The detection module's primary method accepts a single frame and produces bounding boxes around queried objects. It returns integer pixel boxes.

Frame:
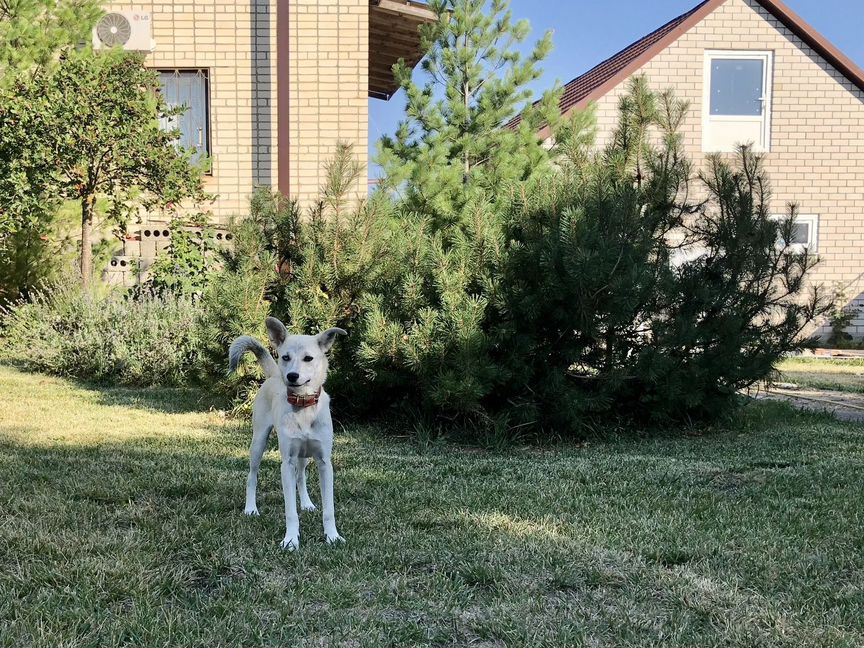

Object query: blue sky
[367,0,864,179]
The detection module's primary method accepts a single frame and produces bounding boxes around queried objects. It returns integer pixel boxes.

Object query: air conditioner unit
[92,11,155,52]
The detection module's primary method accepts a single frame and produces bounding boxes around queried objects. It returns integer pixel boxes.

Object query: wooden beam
[369,30,423,50]
[370,43,424,60]
[369,70,399,83]
[369,79,398,93]
[369,0,434,100]
[370,14,427,30]
[369,73,399,86]
[373,0,436,22]
[369,20,425,37]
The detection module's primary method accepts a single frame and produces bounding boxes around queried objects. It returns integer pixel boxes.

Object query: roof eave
[756,0,864,94]
[530,0,864,137]
[368,0,436,100]
[562,0,724,119]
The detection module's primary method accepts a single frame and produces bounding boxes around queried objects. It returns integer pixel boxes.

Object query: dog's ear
[317,327,347,352]
[265,317,288,348]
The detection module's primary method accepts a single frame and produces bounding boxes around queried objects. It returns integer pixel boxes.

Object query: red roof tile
[508,2,709,129]
[558,2,708,116]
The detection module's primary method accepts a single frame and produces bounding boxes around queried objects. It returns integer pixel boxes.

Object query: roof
[510,0,864,132]
[369,0,436,100]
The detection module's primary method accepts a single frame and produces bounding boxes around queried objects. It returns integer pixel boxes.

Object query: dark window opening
[158,69,211,172]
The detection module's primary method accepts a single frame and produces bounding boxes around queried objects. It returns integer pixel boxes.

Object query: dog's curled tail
[228,336,278,379]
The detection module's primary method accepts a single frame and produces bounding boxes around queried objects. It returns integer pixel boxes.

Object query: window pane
[710,59,764,116]
[158,70,209,164]
[774,219,812,250]
[789,222,810,245]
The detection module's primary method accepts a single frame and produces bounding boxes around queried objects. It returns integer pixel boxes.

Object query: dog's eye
[303,355,314,362]
[281,355,290,362]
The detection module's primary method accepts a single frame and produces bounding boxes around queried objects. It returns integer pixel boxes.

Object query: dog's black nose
[286,372,300,383]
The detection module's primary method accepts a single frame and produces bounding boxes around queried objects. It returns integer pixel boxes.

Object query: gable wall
[586,0,864,337]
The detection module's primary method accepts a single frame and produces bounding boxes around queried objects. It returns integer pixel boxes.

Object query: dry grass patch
[775,357,864,394]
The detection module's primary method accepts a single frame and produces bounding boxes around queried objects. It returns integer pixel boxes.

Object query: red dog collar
[287,389,321,408]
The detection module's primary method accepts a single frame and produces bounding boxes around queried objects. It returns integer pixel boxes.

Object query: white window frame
[702,50,773,153]
[669,244,708,268]
[770,214,819,254]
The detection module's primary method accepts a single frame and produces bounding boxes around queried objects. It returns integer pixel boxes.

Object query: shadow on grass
[90,383,221,415]
[0,362,228,415]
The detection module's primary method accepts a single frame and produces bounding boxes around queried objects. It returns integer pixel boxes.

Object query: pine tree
[376,0,560,230]
[0,0,101,81]
[495,78,826,426]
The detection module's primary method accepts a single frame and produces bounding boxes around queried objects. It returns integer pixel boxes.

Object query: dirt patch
[754,386,864,423]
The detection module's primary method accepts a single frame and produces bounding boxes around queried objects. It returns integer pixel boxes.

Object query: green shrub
[336,80,825,429]
[356,206,504,419]
[0,201,109,306]
[222,146,401,409]
[142,218,218,298]
[9,81,820,432]
[0,226,62,305]
[0,276,203,386]
[192,202,275,398]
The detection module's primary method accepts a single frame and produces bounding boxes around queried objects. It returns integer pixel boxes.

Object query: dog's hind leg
[298,458,316,512]
[244,419,271,516]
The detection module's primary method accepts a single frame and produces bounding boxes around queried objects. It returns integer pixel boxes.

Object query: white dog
[228,317,347,551]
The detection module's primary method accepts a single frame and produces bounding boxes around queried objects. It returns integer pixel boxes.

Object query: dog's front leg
[280,459,300,551]
[316,458,344,544]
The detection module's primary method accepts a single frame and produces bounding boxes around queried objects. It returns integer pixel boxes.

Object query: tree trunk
[463,79,472,187]
[463,31,470,185]
[80,194,95,287]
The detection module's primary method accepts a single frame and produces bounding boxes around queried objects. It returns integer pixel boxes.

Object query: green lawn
[775,357,864,393]
[1,365,863,647]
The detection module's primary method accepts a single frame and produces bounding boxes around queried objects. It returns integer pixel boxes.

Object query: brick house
[96,0,432,282]
[527,0,864,338]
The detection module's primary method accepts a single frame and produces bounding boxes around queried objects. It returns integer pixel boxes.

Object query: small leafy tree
[0,0,101,244]
[143,219,216,297]
[376,0,561,230]
[825,283,860,347]
[0,49,207,286]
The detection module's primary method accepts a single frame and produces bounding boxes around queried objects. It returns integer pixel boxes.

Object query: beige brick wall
[287,0,368,207]
[101,1,368,220]
[103,1,279,222]
[586,0,864,336]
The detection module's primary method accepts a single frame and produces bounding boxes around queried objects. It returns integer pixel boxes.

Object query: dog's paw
[281,535,300,551]
[244,506,259,516]
[325,532,345,545]
[300,501,317,512]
